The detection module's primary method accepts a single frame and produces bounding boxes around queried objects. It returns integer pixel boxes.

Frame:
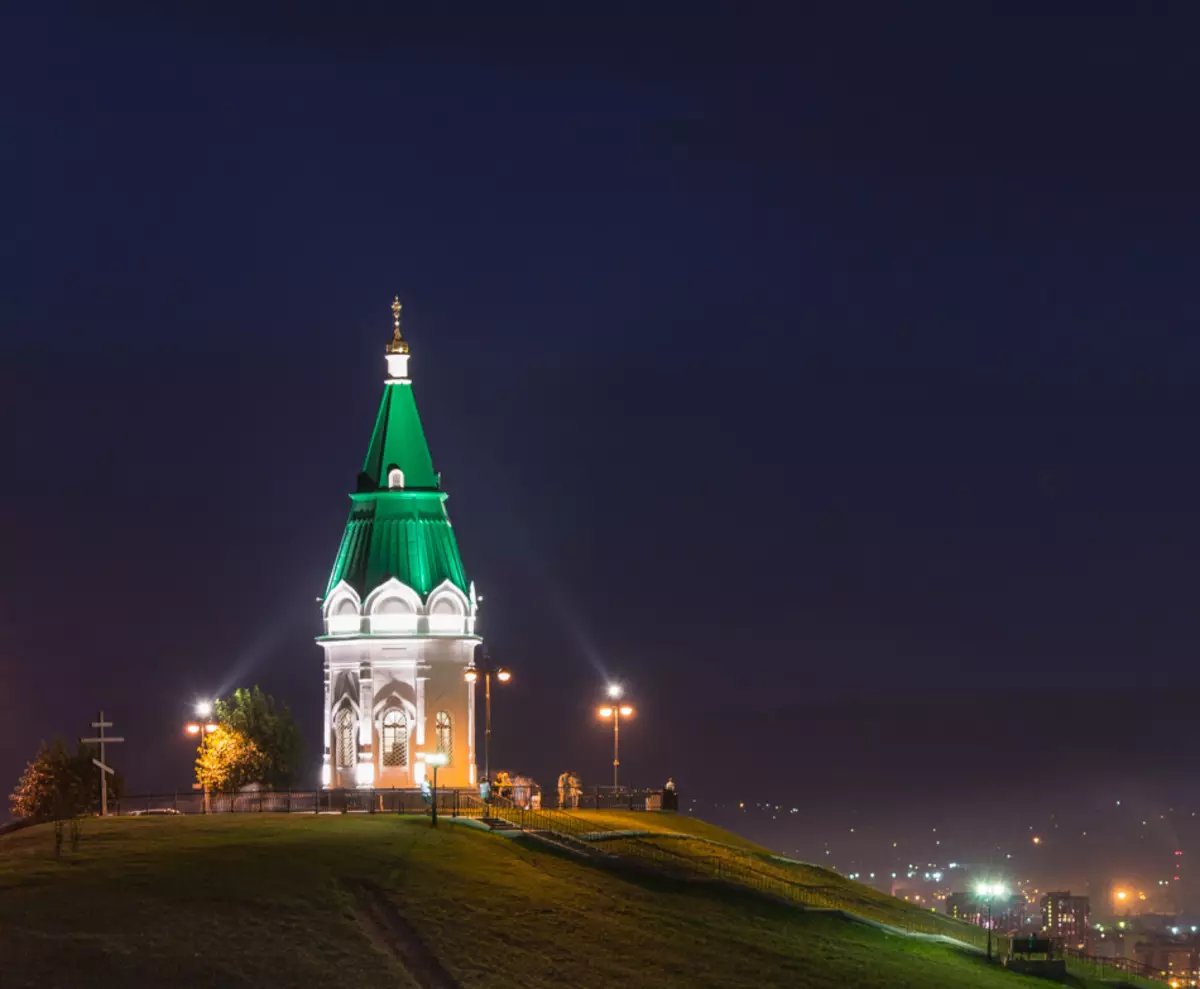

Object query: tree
[213,686,302,788]
[194,726,264,793]
[9,739,122,820]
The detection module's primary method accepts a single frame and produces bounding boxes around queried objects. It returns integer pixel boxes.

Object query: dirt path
[345,880,460,989]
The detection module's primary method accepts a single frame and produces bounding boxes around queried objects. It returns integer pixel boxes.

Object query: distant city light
[1116,890,1128,901]
[1032,836,1041,844]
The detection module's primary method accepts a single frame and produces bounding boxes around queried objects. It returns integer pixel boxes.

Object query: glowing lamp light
[619,705,633,717]
[464,667,479,683]
[1032,836,1041,844]
[195,701,213,718]
[598,706,614,718]
[975,882,1008,898]
[205,723,219,733]
[424,752,449,768]
[606,683,624,699]
[496,667,512,683]
[1116,890,1128,902]
[185,724,201,735]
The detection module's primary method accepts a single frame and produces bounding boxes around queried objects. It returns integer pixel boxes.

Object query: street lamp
[424,752,449,827]
[975,882,1008,962]
[186,701,219,814]
[464,655,511,788]
[597,688,634,789]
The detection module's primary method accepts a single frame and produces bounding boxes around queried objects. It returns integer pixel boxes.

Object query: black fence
[111,785,667,817]
[110,788,488,817]
[556,786,665,811]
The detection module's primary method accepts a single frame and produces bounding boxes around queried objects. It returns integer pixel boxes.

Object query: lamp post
[185,700,219,814]
[425,752,448,827]
[975,882,1008,962]
[464,656,511,788]
[597,683,634,790]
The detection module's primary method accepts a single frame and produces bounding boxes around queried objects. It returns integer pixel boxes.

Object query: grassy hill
[0,813,1129,989]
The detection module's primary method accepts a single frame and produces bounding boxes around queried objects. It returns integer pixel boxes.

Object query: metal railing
[1062,947,1167,987]
[556,787,664,811]
[109,788,488,818]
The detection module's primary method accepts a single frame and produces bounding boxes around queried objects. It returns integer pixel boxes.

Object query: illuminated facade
[317,299,479,790]
[1041,891,1089,943]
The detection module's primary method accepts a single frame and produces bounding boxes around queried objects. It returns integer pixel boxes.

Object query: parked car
[129,808,183,816]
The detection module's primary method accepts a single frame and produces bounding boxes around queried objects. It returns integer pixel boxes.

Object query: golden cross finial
[386,295,409,354]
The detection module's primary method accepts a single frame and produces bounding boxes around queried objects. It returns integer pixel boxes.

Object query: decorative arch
[322,580,361,619]
[380,709,409,768]
[334,707,357,769]
[387,467,405,489]
[426,580,468,632]
[435,710,453,765]
[426,579,468,614]
[364,577,423,633]
[364,577,423,615]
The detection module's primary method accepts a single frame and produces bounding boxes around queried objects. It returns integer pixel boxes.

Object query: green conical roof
[359,383,439,491]
[325,378,468,599]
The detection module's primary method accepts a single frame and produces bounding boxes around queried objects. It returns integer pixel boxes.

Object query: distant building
[946,892,981,924]
[1042,891,1090,943]
[945,892,1022,932]
[1135,932,1198,982]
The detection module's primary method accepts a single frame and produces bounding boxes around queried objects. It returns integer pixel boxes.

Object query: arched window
[388,467,405,489]
[435,711,452,764]
[335,709,356,768]
[334,598,357,615]
[381,710,408,768]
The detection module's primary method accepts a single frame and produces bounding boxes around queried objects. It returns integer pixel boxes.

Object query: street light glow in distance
[606,683,623,699]
[195,701,213,718]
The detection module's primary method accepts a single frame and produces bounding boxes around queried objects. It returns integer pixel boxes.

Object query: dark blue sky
[4,4,1200,837]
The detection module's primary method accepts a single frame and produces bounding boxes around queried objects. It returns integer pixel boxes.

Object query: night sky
[5,4,1200,890]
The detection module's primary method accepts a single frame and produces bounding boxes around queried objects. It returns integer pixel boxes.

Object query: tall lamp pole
[464,656,511,787]
[598,683,634,790]
[425,752,448,827]
[975,882,1008,962]
[186,700,219,814]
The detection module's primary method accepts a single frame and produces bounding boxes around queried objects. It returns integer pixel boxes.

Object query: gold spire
[386,295,409,354]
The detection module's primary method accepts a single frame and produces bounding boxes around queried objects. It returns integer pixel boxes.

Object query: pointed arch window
[381,710,408,768]
[335,709,356,768]
[435,711,452,764]
[388,467,405,489]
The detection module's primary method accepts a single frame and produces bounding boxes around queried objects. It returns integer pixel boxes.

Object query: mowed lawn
[567,809,774,852]
[0,814,1088,989]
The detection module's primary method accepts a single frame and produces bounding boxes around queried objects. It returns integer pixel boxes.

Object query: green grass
[565,809,775,852]
[0,814,1125,989]
[566,810,988,945]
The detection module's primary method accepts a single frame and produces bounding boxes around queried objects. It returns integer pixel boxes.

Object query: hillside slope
[0,815,1086,989]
